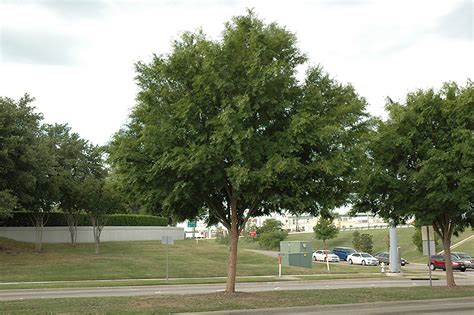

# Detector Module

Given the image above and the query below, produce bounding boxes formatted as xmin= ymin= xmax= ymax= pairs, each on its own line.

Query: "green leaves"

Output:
xmin=0 ymin=95 xmax=114 ymax=220
xmin=0 ymin=94 xmax=46 ymax=215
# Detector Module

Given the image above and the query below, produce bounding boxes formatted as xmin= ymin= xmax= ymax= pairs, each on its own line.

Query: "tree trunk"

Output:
xmin=35 ymin=224 xmax=43 ymax=252
xmin=95 ymin=231 xmax=100 ymax=255
xmin=324 ymin=239 xmax=330 ymax=271
xmin=65 ymin=212 xmax=78 ymax=246
xmin=92 ymin=217 xmax=100 ymax=255
xmin=442 ymin=228 xmax=455 ymax=287
xmin=225 ymin=193 xmax=239 ymax=293
xmin=31 ymin=212 xmax=45 ymax=253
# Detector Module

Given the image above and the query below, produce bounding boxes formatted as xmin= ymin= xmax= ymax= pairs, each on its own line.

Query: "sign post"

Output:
xmin=278 ymin=255 xmax=282 ymax=278
xmin=422 ymin=226 xmax=435 ymax=287
xmin=161 ymin=235 xmax=174 ymax=281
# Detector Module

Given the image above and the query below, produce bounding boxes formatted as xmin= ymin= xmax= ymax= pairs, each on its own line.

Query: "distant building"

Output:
xmin=335 ymin=213 xmax=388 ymax=230
xmin=179 ymin=212 xmax=393 ymax=238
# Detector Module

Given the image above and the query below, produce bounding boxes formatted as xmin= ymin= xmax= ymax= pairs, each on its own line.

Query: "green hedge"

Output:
xmin=106 ymin=214 xmax=168 ymax=226
xmin=0 ymin=212 xmax=168 ymax=227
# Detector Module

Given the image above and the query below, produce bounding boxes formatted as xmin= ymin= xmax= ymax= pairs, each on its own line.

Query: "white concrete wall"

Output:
xmin=0 ymin=226 xmax=184 ymax=244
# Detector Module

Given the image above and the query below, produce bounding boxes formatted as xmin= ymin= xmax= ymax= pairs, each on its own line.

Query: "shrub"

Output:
xmin=353 ymin=231 xmax=373 ymax=253
xmin=256 ymin=219 xmax=288 ymax=250
xmin=352 ymin=231 xmax=361 ymax=249
xmin=107 ymin=214 xmax=168 ymax=226
xmin=215 ymin=233 xmax=230 ymax=245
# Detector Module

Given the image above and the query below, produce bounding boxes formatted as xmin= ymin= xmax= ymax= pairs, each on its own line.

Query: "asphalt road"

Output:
xmin=180 ymin=297 xmax=474 ymax=315
xmin=1 ymin=277 xmax=473 ymax=301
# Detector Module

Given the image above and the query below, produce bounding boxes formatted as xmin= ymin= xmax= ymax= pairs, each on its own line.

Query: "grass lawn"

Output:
xmin=0 ymin=238 xmax=382 ymax=285
xmin=3 ymin=227 xmax=471 ymax=287
xmin=1 ymin=286 xmax=473 ymax=313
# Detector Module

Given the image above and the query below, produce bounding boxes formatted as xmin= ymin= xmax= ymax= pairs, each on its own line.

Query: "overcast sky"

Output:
xmin=1 ymin=0 xmax=472 ymax=145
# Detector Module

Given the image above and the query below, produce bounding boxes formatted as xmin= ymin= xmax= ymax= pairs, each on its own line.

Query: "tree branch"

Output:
xmin=205 ymin=196 xmax=230 ymax=230
xmin=238 ymin=205 xmax=259 ymax=234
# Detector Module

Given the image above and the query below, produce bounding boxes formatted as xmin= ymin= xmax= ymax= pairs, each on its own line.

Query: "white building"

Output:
xmin=179 ymin=212 xmax=390 ymax=238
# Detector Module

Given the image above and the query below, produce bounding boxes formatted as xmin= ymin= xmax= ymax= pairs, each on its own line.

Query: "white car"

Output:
xmin=347 ymin=252 xmax=379 ymax=266
xmin=312 ymin=250 xmax=340 ymax=262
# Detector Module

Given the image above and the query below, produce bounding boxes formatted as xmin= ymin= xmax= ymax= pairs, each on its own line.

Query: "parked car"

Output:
xmin=451 ymin=252 xmax=474 ymax=269
xmin=429 ymin=255 xmax=467 ymax=272
xmin=347 ymin=252 xmax=379 ymax=266
xmin=373 ymin=252 xmax=409 ymax=266
xmin=312 ymin=250 xmax=340 ymax=262
xmin=332 ymin=247 xmax=357 ymax=261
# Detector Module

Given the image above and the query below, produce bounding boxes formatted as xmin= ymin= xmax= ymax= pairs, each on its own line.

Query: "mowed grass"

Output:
xmin=0 ymin=238 xmax=382 ymax=284
xmin=1 ymin=286 xmax=473 ymax=314
xmin=284 ymin=227 xmax=474 ymax=263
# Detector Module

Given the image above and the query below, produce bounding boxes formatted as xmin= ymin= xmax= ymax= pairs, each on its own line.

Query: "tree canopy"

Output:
xmin=109 ymin=11 xmax=369 ymax=292
xmin=1 ymin=95 xmax=117 ymax=252
xmin=0 ymin=95 xmax=49 ymax=218
xmin=355 ymin=81 xmax=474 ymax=286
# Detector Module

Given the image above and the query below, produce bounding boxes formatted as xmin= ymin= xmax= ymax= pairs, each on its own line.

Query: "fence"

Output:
xmin=0 ymin=226 xmax=184 ymax=244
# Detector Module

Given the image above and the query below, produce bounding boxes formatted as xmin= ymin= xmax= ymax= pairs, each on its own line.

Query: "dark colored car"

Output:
xmin=429 ymin=255 xmax=467 ymax=272
xmin=373 ymin=252 xmax=409 ymax=266
xmin=451 ymin=252 xmax=474 ymax=269
xmin=332 ymin=247 xmax=357 ymax=261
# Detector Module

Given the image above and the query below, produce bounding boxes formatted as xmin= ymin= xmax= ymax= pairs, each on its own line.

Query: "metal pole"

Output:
xmin=389 ymin=221 xmax=400 ymax=272
xmin=427 ymin=227 xmax=432 ymax=287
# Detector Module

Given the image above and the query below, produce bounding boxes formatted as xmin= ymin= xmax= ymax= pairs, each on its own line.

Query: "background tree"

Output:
xmin=0 ymin=95 xmax=42 ymax=219
xmin=355 ymin=82 xmax=474 ymax=287
xmin=0 ymin=95 xmax=58 ymax=251
xmin=81 ymin=174 xmax=120 ymax=255
xmin=44 ymin=124 xmax=104 ymax=245
xmin=109 ymin=12 xmax=369 ymax=293
xmin=255 ymin=219 xmax=288 ymax=249
xmin=28 ymin=129 xmax=59 ymax=252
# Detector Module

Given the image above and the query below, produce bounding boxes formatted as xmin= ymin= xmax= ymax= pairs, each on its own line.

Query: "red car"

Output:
xmin=452 ymin=252 xmax=474 ymax=269
xmin=429 ymin=254 xmax=467 ymax=272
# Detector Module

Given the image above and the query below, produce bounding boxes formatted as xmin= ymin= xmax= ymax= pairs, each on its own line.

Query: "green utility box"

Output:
xmin=279 ymin=241 xmax=313 ymax=268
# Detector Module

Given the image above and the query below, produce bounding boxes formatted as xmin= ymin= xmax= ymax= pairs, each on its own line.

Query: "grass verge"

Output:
xmin=1 ymin=286 xmax=473 ymax=313
xmin=0 ymin=273 xmax=390 ymax=290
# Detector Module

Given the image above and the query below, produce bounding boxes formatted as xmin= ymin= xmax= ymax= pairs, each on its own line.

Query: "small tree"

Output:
xmin=81 ymin=174 xmax=119 ymax=255
xmin=43 ymin=123 xmax=105 ymax=245
xmin=313 ymin=216 xmax=339 ymax=254
xmin=256 ymin=219 xmax=288 ymax=249
xmin=314 ymin=216 xmax=339 ymax=270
